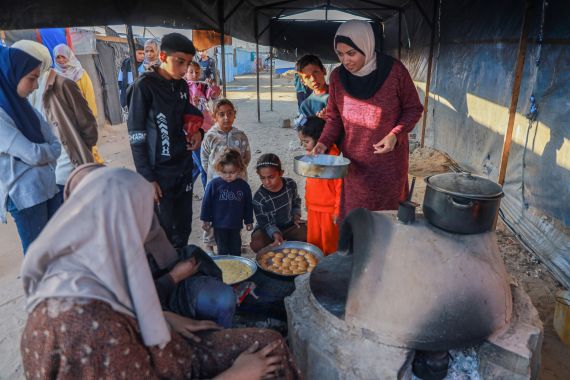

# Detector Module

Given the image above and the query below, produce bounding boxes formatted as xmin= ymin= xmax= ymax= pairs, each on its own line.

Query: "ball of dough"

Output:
xmin=307 ymin=266 xmax=314 ymax=272
xmin=294 ymin=256 xmax=304 ymax=262
xmin=282 ymin=257 xmax=291 ymax=264
xmin=287 ymin=253 xmax=296 ymax=259
xmin=290 ymin=249 xmax=299 ymax=254
xmin=275 ymin=252 xmax=284 ymax=259
xmin=282 ymin=269 xmax=292 ymax=275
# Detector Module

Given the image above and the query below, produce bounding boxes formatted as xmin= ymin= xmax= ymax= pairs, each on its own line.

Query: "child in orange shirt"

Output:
xmin=298 ymin=116 xmax=342 ymax=255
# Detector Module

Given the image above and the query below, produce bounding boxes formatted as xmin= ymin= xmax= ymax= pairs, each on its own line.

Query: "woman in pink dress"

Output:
xmin=313 ymin=20 xmax=423 ymax=219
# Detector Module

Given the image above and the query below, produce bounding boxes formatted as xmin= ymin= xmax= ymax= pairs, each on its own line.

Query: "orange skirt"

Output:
xmin=307 ymin=209 xmax=339 ymax=255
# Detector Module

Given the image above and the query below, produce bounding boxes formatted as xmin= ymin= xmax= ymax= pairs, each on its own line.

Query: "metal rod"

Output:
xmin=498 ymin=0 xmax=532 ymax=185
xmin=398 ymin=10 xmax=402 ymax=59
xmin=419 ymin=1 xmax=438 ymax=147
xmin=126 ymin=25 xmax=139 ymax=81
xmin=270 ymin=45 xmax=273 ymax=111
xmin=255 ymin=11 xmax=261 ymax=122
xmin=218 ymin=0 xmax=227 ymax=97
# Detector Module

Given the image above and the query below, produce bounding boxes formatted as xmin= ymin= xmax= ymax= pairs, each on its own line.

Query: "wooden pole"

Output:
xmin=255 ymin=12 xmax=261 ymax=122
xmin=218 ymin=0 xmax=227 ymax=97
xmin=419 ymin=1 xmax=438 ymax=147
xmin=126 ymin=25 xmax=139 ymax=81
xmin=498 ymin=0 xmax=532 ymax=186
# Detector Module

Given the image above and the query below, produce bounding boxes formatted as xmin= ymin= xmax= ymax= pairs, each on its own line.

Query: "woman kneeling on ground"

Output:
xmin=20 ymin=166 xmax=300 ymax=379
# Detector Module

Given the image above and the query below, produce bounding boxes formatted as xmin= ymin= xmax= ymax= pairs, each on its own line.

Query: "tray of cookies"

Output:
xmin=256 ymin=241 xmax=324 ymax=277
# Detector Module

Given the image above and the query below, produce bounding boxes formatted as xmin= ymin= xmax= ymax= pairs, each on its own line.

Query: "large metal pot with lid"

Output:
xmin=423 ymin=172 xmax=504 ymax=234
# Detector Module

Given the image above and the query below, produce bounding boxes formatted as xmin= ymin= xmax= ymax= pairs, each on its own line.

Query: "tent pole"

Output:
xmin=270 ymin=46 xmax=273 ymax=111
xmin=419 ymin=1 xmax=438 ymax=147
xmin=218 ymin=0 xmax=227 ymax=97
xmin=498 ymin=0 xmax=532 ymax=186
xmin=398 ymin=10 xmax=402 ymax=59
xmin=255 ymin=12 xmax=261 ymax=122
xmin=126 ymin=25 xmax=139 ymax=81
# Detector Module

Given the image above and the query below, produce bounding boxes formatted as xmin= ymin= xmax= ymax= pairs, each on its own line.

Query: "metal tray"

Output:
xmin=212 ymin=255 xmax=257 ymax=285
xmin=294 ymin=154 xmax=350 ymax=179
xmin=256 ymin=241 xmax=324 ymax=278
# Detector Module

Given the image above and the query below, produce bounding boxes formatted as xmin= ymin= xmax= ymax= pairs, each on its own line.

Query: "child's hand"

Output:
xmin=293 ymin=214 xmax=302 ymax=228
xmin=202 ymin=221 xmax=211 ymax=231
xmin=311 ymin=142 xmax=327 ymax=155
xmin=333 ymin=215 xmax=339 ymax=225
xmin=187 ymin=131 xmax=202 ymax=151
xmin=316 ymin=108 xmax=327 ymax=119
xmin=246 ymin=224 xmax=253 ymax=231
xmin=271 ymin=233 xmax=284 ymax=247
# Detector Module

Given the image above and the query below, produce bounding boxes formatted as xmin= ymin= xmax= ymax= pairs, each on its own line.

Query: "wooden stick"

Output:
xmin=419 ymin=1 xmax=438 ymax=148
xmin=498 ymin=0 xmax=532 ymax=186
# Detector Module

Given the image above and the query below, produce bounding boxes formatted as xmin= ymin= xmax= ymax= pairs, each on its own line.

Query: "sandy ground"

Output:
xmin=0 ymin=73 xmax=568 ymax=379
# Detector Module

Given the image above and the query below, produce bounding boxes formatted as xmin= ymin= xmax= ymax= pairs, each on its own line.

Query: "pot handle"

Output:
xmin=447 ymin=195 xmax=474 ymax=209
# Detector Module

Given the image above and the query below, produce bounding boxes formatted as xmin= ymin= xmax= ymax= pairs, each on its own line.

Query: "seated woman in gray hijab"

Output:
xmin=20 ymin=167 xmax=300 ymax=379
xmin=63 ymin=164 xmax=237 ymax=329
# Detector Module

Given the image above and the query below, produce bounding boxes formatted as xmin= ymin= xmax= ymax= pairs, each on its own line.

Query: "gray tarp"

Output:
xmin=384 ymin=0 xmax=570 ymax=287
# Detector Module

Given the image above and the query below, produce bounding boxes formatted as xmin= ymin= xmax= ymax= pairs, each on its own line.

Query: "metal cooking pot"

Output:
xmin=423 ymin=173 xmax=504 ymax=234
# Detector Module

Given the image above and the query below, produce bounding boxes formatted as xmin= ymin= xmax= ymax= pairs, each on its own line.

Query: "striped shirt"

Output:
xmin=253 ymin=177 xmax=302 ymax=237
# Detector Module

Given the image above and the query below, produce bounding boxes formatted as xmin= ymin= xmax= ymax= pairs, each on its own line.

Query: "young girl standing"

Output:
xmin=185 ymin=61 xmax=221 ymax=195
xmin=250 ymin=154 xmax=307 ymax=253
xmin=201 ymin=99 xmax=250 ymax=181
xmin=200 ymin=149 xmax=253 ymax=256
xmin=0 ymin=44 xmax=61 ymax=254
xmin=298 ymin=116 xmax=342 ymax=255
xmin=201 ymin=99 xmax=251 ymax=254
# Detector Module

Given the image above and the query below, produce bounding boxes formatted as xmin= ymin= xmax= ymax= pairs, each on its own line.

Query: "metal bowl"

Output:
xmin=294 ymin=154 xmax=350 ymax=179
xmin=212 ymin=255 xmax=257 ymax=285
xmin=256 ymin=241 xmax=324 ymax=278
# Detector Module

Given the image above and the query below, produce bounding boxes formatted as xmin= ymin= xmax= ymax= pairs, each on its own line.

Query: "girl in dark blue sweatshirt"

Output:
xmin=200 ymin=148 xmax=253 ymax=256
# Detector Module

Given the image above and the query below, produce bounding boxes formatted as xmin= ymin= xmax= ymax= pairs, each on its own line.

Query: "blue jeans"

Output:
xmin=7 ymin=194 xmax=62 ymax=254
xmin=192 ymin=149 xmax=207 ymax=191
xmin=185 ymin=276 xmax=236 ymax=328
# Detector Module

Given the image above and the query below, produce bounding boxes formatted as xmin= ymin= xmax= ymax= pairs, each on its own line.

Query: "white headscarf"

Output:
xmin=22 ymin=167 xmax=171 ymax=348
xmin=53 ymin=43 xmax=85 ymax=82
xmin=12 ymin=40 xmax=53 ymax=111
xmin=143 ymin=39 xmax=161 ymax=68
xmin=11 ymin=40 xmax=52 ymax=73
xmin=334 ymin=20 xmax=377 ymax=77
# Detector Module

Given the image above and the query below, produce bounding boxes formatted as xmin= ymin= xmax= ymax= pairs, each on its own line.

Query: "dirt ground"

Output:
xmin=0 ymin=73 xmax=568 ymax=379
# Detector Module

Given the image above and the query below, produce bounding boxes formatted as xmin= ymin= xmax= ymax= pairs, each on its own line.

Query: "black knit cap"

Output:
xmin=160 ymin=33 xmax=196 ymax=56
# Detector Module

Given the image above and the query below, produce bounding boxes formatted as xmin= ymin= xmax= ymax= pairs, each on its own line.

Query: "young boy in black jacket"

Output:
xmin=128 ymin=33 xmax=204 ymax=249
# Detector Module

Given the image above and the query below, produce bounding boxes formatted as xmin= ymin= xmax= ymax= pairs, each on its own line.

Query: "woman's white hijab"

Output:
xmin=53 ymin=43 xmax=85 ymax=82
xmin=334 ymin=20 xmax=377 ymax=77
xmin=21 ymin=167 xmax=171 ymax=348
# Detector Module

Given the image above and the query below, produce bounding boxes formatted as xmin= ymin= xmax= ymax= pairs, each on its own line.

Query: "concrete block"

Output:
xmin=478 ymin=285 xmax=543 ymax=380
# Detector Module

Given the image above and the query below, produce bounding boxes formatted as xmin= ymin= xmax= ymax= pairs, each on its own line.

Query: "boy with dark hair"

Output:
xmin=128 ymin=33 xmax=204 ymax=249
xmin=295 ymin=54 xmax=329 ymax=120
xmin=118 ymin=41 xmax=145 ymax=108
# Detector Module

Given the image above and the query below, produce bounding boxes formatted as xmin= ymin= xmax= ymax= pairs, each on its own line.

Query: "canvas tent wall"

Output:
xmin=1 ymin=0 xmax=568 ymax=287
xmin=383 ymin=0 xmax=570 ymax=287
